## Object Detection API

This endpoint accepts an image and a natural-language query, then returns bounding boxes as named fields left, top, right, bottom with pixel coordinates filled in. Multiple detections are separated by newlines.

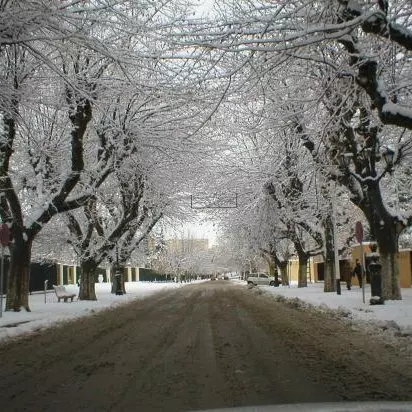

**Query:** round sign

left=355, top=221, right=363, bottom=243
left=0, top=224, right=10, bottom=247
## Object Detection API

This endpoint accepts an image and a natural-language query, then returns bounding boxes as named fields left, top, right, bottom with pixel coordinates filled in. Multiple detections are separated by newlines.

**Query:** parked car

left=246, top=273, right=280, bottom=286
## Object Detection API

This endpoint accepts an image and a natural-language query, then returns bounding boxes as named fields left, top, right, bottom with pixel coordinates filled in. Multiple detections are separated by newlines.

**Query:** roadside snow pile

left=264, top=289, right=412, bottom=354
left=271, top=293, right=353, bottom=319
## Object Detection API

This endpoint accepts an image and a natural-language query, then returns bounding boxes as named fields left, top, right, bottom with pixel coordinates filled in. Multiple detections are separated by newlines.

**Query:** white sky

left=166, top=212, right=219, bottom=247
left=1, top=281, right=411, bottom=343
left=183, top=219, right=218, bottom=246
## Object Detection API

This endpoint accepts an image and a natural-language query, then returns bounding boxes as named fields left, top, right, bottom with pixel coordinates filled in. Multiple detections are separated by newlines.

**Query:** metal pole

left=0, top=246, right=4, bottom=317
left=44, top=280, right=48, bottom=304
left=360, top=241, right=366, bottom=304
left=332, top=183, right=341, bottom=295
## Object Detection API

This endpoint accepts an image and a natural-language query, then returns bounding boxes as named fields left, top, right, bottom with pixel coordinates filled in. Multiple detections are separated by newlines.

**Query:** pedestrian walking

left=352, top=259, right=363, bottom=287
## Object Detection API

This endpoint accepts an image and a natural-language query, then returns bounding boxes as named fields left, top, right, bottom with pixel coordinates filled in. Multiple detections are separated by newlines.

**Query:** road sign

left=355, top=221, right=363, bottom=243
left=0, top=224, right=10, bottom=247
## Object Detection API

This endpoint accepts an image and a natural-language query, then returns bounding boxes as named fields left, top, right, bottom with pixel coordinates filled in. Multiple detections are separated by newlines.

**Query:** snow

left=0, top=282, right=188, bottom=343
left=260, top=281, right=412, bottom=332
left=382, top=101, right=412, bottom=118
left=1, top=280, right=412, bottom=344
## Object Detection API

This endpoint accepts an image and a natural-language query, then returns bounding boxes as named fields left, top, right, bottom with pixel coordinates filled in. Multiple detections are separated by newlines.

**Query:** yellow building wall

left=313, top=263, right=319, bottom=282
left=288, top=259, right=299, bottom=283
left=68, top=266, right=75, bottom=285
left=311, top=259, right=350, bottom=283
left=351, top=244, right=412, bottom=288
left=312, top=255, right=323, bottom=282
left=398, top=250, right=412, bottom=288
left=286, top=258, right=316, bottom=283
left=351, top=243, right=373, bottom=263
left=309, top=258, right=316, bottom=282
left=350, top=243, right=373, bottom=287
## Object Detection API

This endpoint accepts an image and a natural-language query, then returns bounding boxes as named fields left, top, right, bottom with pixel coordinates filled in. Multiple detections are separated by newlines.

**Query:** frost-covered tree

left=0, top=0, right=201, bottom=311
left=179, top=0, right=412, bottom=299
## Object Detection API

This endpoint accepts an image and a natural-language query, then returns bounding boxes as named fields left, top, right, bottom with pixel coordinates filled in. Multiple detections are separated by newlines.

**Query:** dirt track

left=1, top=281, right=412, bottom=411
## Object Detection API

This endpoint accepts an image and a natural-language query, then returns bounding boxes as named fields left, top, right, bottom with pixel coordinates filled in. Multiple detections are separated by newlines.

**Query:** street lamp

left=318, top=166, right=343, bottom=296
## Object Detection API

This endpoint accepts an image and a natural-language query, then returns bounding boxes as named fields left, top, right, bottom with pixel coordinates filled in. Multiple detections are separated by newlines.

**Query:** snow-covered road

left=1, top=281, right=412, bottom=411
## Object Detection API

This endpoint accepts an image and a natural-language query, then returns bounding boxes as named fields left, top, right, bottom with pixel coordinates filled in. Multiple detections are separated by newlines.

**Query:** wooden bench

left=53, top=285, right=77, bottom=302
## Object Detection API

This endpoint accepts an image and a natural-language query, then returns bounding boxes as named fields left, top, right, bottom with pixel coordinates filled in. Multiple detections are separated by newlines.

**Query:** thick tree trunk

left=297, top=253, right=308, bottom=288
left=278, top=261, right=289, bottom=286
left=361, top=183, right=402, bottom=300
left=324, top=216, right=336, bottom=292
left=111, top=264, right=126, bottom=294
left=5, top=238, right=33, bottom=312
left=267, top=259, right=276, bottom=277
left=379, top=252, right=401, bottom=301
left=324, top=261, right=336, bottom=292
left=373, top=220, right=401, bottom=300
left=79, top=260, right=98, bottom=301
left=261, top=244, right=286, bottom=285
left=266, top=258, right=281, bottom=286
left=292, top=228, right=311, bottom=288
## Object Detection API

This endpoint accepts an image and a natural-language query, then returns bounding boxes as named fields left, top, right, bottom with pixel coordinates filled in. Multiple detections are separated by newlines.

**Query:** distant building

left=165, top=238, right=209, bottom=253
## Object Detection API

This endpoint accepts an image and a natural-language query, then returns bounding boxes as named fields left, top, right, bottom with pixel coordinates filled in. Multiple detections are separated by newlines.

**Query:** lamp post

left=319, top=166, right=343, bottom=296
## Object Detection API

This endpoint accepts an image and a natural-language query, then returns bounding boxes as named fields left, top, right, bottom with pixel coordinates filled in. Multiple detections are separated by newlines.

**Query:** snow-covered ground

left=260, top=281, right=412, bottom=334
left=1, top=280, right=412, bottom=343
left=0, top=282, right=186, bottom=343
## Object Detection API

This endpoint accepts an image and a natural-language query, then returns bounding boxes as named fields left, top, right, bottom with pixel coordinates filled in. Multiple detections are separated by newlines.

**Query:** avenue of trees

left=181, top=0, right=412, bottom=299
left=0, top=0, right=212, bottom=310
left=1, top=0, right=412, bottom=312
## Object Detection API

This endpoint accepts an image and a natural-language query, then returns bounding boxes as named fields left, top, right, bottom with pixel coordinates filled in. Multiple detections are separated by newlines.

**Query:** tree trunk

left=111, top=264, right=126, bottom=294
left=79, top=260, right=98, bottom=301
left=278, top=261, right=289, bottom=286
left=267, top=259, right=276, bottom=277
left=323, top=216, right=336, bottom=292
left=324, top=260, right=335, bottom=292
left=266, top=258, right=281, bottom=286
left=291, top=228, right=311, bottom=288
left=5, top=238, right=33, bottom=312
left=297, top=253, right=308, bottom=288
left=379, top=251, right=400, bottom=300
left=360, top=182, right=402, bottom=300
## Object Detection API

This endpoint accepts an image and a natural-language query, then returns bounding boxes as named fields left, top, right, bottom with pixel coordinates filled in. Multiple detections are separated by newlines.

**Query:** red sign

left=0, top=224, right=10, bottom=247
left=355, top=221, right=363, bottom=243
